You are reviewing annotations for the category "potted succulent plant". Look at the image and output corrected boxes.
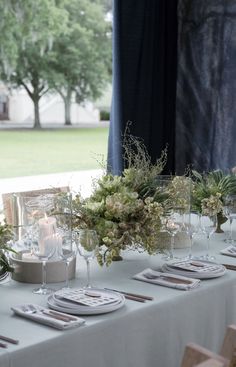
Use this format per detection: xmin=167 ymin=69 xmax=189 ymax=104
xmin=191 ymin=170 xmax=236 ymax=233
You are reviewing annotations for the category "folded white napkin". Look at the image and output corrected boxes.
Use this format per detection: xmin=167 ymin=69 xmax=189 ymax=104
xmin=220 ymin=245 xmax=236 ymax=257
xmin=11 ymin=304 xmax=85 ymax=330
xmin=133 ymin=268 xmax=200 ymax=291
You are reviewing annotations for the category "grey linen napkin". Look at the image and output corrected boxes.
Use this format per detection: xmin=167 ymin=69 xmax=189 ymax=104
xmin=220 ymin=245 xmax=236 ymax=257
xmin=133 ymin=268 xmax=201 ymax=291
xmin=11 ymin=304 xmax=85 ymax=330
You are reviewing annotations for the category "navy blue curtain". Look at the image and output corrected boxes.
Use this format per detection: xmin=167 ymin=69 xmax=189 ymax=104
xmin=176 ymin=0 xmax=236 ymax=174
xmin=108 ymin=0 xmax=178 ymax=175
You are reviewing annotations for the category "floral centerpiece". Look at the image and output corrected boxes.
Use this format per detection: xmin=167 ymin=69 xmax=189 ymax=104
xmin=72 ymin=131 xmax=169 ymax=265
xmin=191 ymin=170 xmax=236 ymax=232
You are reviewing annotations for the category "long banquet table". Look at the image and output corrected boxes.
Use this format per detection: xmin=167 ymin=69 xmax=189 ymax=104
xmin=1 ymin=230 xmax=236 ymax=367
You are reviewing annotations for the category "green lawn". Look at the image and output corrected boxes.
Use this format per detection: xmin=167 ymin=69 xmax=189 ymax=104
xmin=0 ymin=128 xmax=109 ymax=178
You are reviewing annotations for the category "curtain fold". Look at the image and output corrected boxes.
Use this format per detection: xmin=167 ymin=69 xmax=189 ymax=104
xmin=176 ymin=0 xmax=236 ymax=173
xmin=108 ymin=0 xmax=178 ymax=175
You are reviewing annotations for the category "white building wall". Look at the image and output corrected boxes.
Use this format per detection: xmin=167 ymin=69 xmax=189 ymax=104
xmin=9 ymin=91 xmax=34 ymax=122
xmin=8 ymin=89 xmax=100 ymax=124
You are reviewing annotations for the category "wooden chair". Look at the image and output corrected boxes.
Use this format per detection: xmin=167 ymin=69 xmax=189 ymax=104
xmin=196 ymin=359 xmax=227 ymax=367
xmin=181 ymin=343 xmax=229 ymax=367
xmin=221 ymin=325 xmax=236 ymax=361
xmin=181 ymin=324 xmax=236 ymax=367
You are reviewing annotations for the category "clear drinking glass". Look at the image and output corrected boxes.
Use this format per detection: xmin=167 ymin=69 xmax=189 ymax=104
xmin=32 ymin=235 xmax=56 ymax=295
xmin=162 ymin=214 xmax=180 ymax=260
xmin=77 ymin=229 xmax=99 ymax=288
xmin=200 ymin=214 xmax=217 ymax=260
xmin=57 ymin=231 xmax=76 ymax=289
xmin=49 ymin=192 xmax=74 ymax=288
xmin=184 ymin=211 xmax=201 ymax=259
xmin=223 ymin=194 xmax=236 ymax=244
xmin=156 ymin=175 xmax=191 ymax=259
xmin=24 ymin=193 xmax=70 ymax=294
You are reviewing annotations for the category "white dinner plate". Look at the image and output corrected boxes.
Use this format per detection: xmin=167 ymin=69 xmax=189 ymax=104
xmin=53 ymin=288 xmax=121 ymax=309
xmin=48 ymin=288 xmax=125 ymax=315
xmin=161 ymin=260 xmax=226 ymax=279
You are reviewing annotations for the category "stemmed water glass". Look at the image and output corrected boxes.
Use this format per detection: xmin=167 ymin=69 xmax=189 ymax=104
xmin=162 ymin=214 xmax=181 ymax=260
xmin=223 ymin=194 xmax=236 ymax=244
xmin=31 ymin=234 xmax=56 ymax=295
xmin=50 ymin=192 xmax=75 ymax=288
xmin=156 ymin=175 xmax=191 ymax=258
xmin=200 ymin=214 xmax=217 ymax=260
xmin=184 ymin=211 xmax=201 ymax=260
xmin=57 ymin=231 xmax=76 ymax=289
xmin=24 ymin=194 xmax=57 ymax=294
xmin=76 ymin=229 xmax=99 ymax=288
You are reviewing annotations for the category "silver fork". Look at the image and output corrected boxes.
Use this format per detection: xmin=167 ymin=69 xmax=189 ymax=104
xmin=21 ymin=305 xmax=71 ymax=322
xmin=143 ymin=272 xmax=192 ymax=285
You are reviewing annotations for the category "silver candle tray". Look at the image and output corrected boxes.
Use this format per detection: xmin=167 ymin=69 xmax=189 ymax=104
xmin=10 ymin=250 xmax=76 ymax=284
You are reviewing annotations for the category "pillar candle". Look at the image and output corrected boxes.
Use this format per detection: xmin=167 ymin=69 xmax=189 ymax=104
xmin=38 ymin=216 xmax=56 ymax=255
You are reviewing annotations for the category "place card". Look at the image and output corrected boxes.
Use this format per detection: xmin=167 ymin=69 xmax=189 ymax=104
xmin=58 ymin=289 xmax=119 ymax=307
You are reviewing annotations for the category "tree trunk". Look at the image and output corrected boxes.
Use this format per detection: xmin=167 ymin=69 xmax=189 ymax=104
xmin=64 ymin=90 xmax=72 ymax=126
xmin=19 ymin=77 xmax=43 ymax=129
xmin=33 ymin=98 xmax=41 ymax=129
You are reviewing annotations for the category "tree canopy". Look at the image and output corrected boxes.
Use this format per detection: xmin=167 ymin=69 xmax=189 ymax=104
xmin=48 ymin=0 xmax=112 ymax=125
xmin=0 ymin=0 xmax=112 ymax=127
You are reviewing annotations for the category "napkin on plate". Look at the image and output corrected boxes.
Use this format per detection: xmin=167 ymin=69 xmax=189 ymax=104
xmin=11 ymin=304 xmax=85 ymax=330
xmin=133 ymin=268 xmax=200 ymax=291
xmin=220 ymin=245 xmax=236 ymax=257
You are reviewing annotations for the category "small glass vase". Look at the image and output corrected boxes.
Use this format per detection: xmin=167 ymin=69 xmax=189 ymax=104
xmin=215 ymin=211 xmax=227 ymax=233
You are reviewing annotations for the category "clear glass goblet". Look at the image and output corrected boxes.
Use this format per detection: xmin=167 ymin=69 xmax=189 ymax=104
xmin=184 ymin=211 xmax=201 ymax=260
xmin=57 ymin=231 xmax=76 ymax=289
xmin=162 ymin=214 xmax=180 ymax=260
xmin=32 ymin=232 xmax=56 ymax=295
xmin=77 ymin=229 xmax=99 ymax=288
xmin=200 ymin=214 xmax=216 ymax=261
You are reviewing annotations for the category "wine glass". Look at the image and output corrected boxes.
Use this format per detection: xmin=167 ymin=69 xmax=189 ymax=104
xmin=57 ymin=230 xmax=76 ymax=289
xmin=223 ymin=194 xmax=236 ymax=244
xmin=24 ymin=194 xmax=57 ymax=294
xmin=76 ymin=229 xmax=99 ymax=288
xmin=184 ymin=211 xmax=201 ymax=260
xmin=200 ymin=214 xmax=217 ymax=260
xmin=31 ymin=231 xmax=56 ymax=295
xmin=162 ymin=214 xmax=180 ymax=260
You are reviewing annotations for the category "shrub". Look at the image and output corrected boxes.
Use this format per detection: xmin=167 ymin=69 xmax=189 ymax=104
xmin=100 ymin=110 xmax=110 ymax=121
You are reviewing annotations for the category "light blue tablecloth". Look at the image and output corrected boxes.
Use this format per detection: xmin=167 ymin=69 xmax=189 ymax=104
xmin=1 ymin=230 xmax=236 ymax=367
